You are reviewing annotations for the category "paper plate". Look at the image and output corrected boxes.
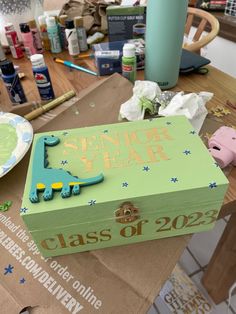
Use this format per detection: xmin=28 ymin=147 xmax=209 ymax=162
xmin=0 ymin=112 xmax=33 ymax=178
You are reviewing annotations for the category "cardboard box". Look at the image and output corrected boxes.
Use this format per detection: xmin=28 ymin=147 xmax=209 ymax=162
xmin=21 ymin=115 xmax=228 ymax=258
xmin=93 ymin=39 xmax=145 ymax=75
xmin=0 ymin=74 xmax=191 ymax=314
xmin=107 ymin=5 xmax=146 ymax=42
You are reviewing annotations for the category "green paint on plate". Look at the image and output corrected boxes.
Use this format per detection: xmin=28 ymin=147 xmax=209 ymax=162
xmin=0 ymin=124 xmax=18 ymax=165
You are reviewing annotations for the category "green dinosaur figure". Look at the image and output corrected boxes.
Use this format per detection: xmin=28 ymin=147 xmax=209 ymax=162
xmin=29 ymin=135 xmax=104 ymax=203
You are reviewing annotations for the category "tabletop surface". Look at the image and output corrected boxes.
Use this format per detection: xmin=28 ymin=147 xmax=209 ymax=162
xmin=1 ymin=50 xmax=235 ymax=208
xmin=0 ymin=50 xmax=236 ymax=312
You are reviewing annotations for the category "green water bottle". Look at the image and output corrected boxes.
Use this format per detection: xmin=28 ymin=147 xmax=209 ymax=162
xmin=145 ymin=0 xmax=188 ymax=89
xmin=122 ymin=43 xmax=136 ymax=83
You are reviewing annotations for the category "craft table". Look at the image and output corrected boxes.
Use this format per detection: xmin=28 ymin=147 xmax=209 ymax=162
xmin=0 ymin=51 xmax=236 ymax=310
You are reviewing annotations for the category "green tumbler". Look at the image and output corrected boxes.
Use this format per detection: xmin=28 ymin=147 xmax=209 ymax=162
xmin=145 ymin=0 xmax=188 ymax=89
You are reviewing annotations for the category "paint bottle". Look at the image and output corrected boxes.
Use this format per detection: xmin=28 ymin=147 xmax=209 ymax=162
xmin=4 ymin=23 xmax=24 ymax=59
xmin=74 ymin=16 xmax=88 ymax=52
xmin=19 ymin=23 xmax=37 ymax=58
xmin=65 ymin=20 xmax=80 ymax=57
xmin=0 ymin=59 xmax=27 ymax=104
xmin=58 ymin=15 xmax=68 ymax=50
xmin=30 ymin=54 xmax=55 ymax=101
xmin=38 ymin=15 xmax=51 ymax=51
xmin=145 ymin=0 xmax=188 ymax=89
xmin=0 ymin=41 xmax=6 ymax=61
xmin=28 ymin=19 xmax=44 ymax=54
xmin=46 ymin=16 xmax=62 ymax=53
xmin=122 ymin=43 xmax=136 ymax=83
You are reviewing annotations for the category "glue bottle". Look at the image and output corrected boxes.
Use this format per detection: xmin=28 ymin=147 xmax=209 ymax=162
xmin=46 ymin=16 xmax=62 ymax=53
xmin=74 ymin=16 xmax=88 ymax=52
xmin=122 ymin=43 xmax=136 ymax=83
xmin=30 ymin=54 xmax=55 ymax=101
xmin=65 ymin=20 xmax=80 ymax=57
xmin=0 ymin=59 xmax=27 ymax=104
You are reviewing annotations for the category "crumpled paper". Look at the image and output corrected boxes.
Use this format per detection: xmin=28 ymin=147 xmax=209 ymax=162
xmin=159 ymin=91 xmax=213 ymax=133
xmin=119 ymin=80 xmax=161 ymax=121
xmin=119 ymin=80 xmax=213 ymax=133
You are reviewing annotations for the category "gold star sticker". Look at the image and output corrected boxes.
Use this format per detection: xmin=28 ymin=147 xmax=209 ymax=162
xmin=221 ymin=108 xmax=231 ymax=115
xmin=213 ymin=111 xmax=224 ymax=117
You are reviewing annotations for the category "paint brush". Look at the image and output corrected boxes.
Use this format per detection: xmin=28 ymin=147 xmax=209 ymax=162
xmin=53 ymin=57 xmax=97 ymax=76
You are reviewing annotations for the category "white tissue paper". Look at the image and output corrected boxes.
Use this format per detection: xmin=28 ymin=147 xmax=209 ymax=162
xmin=119 ymin=80 xmax=161 ymax=121
xmin=159 ymin=91 xmax=213 ymax=133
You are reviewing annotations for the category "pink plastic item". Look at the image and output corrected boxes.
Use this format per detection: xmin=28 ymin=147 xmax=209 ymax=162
xmin=208 ymin=126 xmax=236 ymax=168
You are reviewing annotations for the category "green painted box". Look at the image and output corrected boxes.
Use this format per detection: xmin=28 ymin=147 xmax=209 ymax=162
xmin=21 ymin=116 xmax=228 ymax=257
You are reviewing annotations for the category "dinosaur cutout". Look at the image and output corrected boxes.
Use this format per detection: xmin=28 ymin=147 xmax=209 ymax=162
xmin=29 ymin=135 xmax=104 ymax=203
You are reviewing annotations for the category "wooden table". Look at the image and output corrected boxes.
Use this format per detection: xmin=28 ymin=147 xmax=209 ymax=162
xmin=1 ymin=51 xmax=236 ymax=305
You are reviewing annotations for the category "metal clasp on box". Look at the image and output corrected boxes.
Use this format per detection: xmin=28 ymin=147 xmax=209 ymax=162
xmin=115 ymin=202 xmax=140 ymax=224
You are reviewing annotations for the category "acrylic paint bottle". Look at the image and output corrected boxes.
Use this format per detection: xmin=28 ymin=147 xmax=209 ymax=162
xmin=30 ymin=54 xmax=55 ymax=101
xmin=74 ymin=16 xmax=88 ymax=52
xmin=145 ymin=0 xmax=188 ymax=89
xmin=0 ymin=41 xmax=6 ymax=61
xmin=4 ymin=23 xmax=24 ymax=59
xmin=58 ymin=15 xmax=68 ymax=50
xmin=122 ymin=43 xmax=136 ymax=83
xmin=19 ymin=23 xmax=37 ymax=58
xmin=65 ymin=20 xmax=80 ymax=57
xmin=28 ymin=19 xmax=44 ymax=54
xmin=38 ymin=15 xmax=51 ymax=51
xmin=0 ymin=59 xmax=27 ymax=104
xmin=46 ymin=16 xmax=62 ymax=53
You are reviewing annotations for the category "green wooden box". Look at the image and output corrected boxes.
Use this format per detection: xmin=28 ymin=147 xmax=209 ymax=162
xmin=21 ymin=116 xmax=228 ymax=257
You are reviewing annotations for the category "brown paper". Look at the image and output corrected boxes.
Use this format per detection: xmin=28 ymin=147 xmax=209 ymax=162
xmin=59 ymin=0 xmax=121 ymax=34
xmin=0 ymin=74 xmax=189 ymax=314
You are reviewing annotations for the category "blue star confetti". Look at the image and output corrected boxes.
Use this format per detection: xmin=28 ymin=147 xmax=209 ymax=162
xmin=190 ymin=130 xmax=196 ymax=135
xmin=183 ymin=150 xmax=191 ymax=155
xmin=19 ymin=278 xmax=26 ymax=284
xmin=4 ymin=264 xmax=14 ymax=275
xmin=88 ymin=200 xmax=96 ymax=206
xmin=122 ymin=182 xmax=129 ymax=187
xmin=171 ymin=177 xmax=178 ymax=183
xmin=61 ymin=160 xmax=68 ymax=166
xmin=20 ymin=207 xmax=28 ymax=213
xmin=143 ymin=166 xmax=150 ymax=172
xmin=209 ymin=182 xmax=217 ymax=189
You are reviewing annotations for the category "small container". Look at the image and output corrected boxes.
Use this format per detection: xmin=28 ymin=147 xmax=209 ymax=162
xmin=38 ymin=15 xmax=51 ymax=51
xmin=58 ymin=15 xmax=68 ymax=50
xmin=122 ymin=43 xmax=136 ymax=83
xmin=0 ymin=41 xmax=6 ymax=61
xmin=0 ymin=59 xmax=27 ymax=104
xmin=19 ymin=23 xmax=37 ymax=58
xmin=74 ymin=16 xmax=88 ymax=52
xmin=30 ymin=54 xmax=55 ymax=101
xmin=65 ymin=20 xmax=80 ymax=57
xmin=4 ymin=23 xmax=24 ymax=59
xmin=46 ymin=16 xmax=62 ymax=53
xmin=28 ymin=19 xmax=44 ymax=54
